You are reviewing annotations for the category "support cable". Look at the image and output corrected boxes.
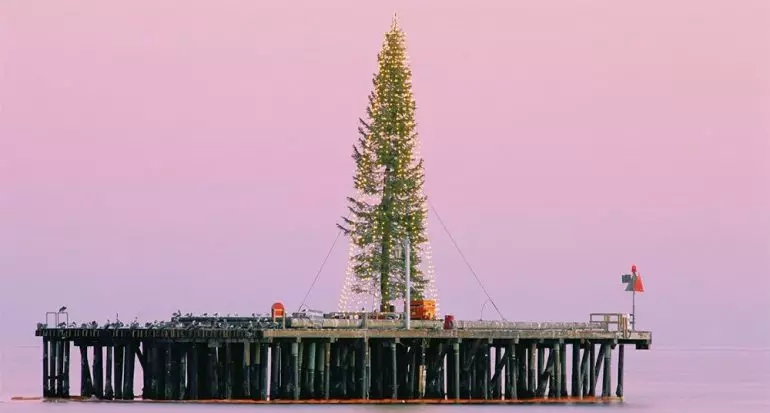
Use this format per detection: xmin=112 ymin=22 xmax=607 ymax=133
xmin=427 ymin=199 xmax=507 ymax=321
xmin=297 ymin=212 xmax=351 ymax=312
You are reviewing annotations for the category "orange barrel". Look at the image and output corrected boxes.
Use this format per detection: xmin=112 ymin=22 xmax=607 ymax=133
xmin=444 ymin=314 xmax=455 ymax=329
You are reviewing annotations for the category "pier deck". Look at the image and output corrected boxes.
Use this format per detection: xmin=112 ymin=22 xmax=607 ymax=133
xmin=35 ymin=313 xmax=651 ymax=403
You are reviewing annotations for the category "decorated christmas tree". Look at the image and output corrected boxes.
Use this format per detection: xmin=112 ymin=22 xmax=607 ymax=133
xmin=338 ymin=16 xmax=439 ymax=313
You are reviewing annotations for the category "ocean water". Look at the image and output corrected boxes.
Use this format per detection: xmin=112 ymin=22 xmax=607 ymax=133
xmin=1 ymin=345 xmax=768 ymax=412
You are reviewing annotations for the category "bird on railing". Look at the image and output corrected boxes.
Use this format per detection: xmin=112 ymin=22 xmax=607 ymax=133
xmin=58 ymin=306 xmax=67 ymax=312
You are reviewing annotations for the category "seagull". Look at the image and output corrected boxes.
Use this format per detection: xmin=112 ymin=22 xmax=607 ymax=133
xmin=58 ymin=306 xmax=67 ymax=312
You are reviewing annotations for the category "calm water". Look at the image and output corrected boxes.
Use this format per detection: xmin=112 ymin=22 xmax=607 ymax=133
xmin=1 ymin=345 xmax=768 ymax=412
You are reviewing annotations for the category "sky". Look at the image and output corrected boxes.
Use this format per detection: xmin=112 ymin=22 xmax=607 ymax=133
xmin=1 ymin=1 xmax=768 ymax=349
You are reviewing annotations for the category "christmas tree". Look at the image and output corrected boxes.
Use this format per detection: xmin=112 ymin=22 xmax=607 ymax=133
xmin=338 ymin=15 xmax=439 ymax=313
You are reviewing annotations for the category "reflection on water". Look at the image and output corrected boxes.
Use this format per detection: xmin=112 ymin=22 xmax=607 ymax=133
xmin=2 ymin=345 xmax=768 ymax=412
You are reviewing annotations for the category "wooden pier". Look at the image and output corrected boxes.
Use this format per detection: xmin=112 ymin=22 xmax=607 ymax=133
xmin=35 ymin=313 xmax=651 ymax=403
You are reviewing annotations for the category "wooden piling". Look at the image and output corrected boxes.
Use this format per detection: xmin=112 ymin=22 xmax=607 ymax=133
xmin=537 ymin=344 xmax=544 ymax=392
xmin=62 ymin=341 xmax=70 ymax=397
xmin=535 ymin=346 xmax=553 ymax=398
xmin=209 ymin=344 xmax=219 ymax=399
xmin=314 ymin=342 xmax=323 ymax=399
xmin=348 ymin=341 xmax=357 ymax=396
xmin=114 ymin=344 xmax=124 ymax=399
xmin=248 ymin=342 xmax=257 ymax=399
xmin=54 ymin=340 xmax=62 ymax=397
xmin=493 ymin=345 xmax=502 ymax=399
xmin=151 ymin=343 xmax=162 ymax=399
xmin=197 ymin=344 xmax=209 ymax=400
xmin=105 ymin=345 xmax=114 ymax=399
xmin=79 ymin=345 xmax=93 ymax=397
xmin=516 ymin=344 xmax=526 ymax=396
xmin=340 ymin=342 xmax=348 ymax=398
xmin=560 ymin=342 xmax=567 ymax=397
xmin=269 ymin=342 xmax=279 ymax=399
xmin=482 ymin=342 xmax=490 ymax=400
xmin=281 ymin=342 xmax=292 ymax=398
xmin=602 ymin=343 xmax=612 ymax=398
xmin=306 ymin=341 xmax=316 ymax=398
xmin=164 ymin=343 xmax=173 ymax=400
xmin=260 ymin=343 xmax=270 ymax=400
xmin=291 ymin=341 xmax=300 ymax=400
xmin=528 ymin=342 xmax=536 ymax=395
xmin=124 ymin=342 xmax=136 ymax=399
xmin=188 ymin=344 xmax=199 ymax=400
xmin=323 ymin=341 xmax=331 ymax=400
xmin=580 ymin=343 xmax=589 ymax=398
xmin=179 ymin=344 xmax=187 ymax=400
xmin=248 ymin=342 xmax=261 ymax=400
xmin=554 ymin=343 xmax=562 ymax=399
xmin=298 ymin=342 xmax=305 ymax=398
xmin=616 ymin=344 xmax=624 ymax=398
xmin=571 ymin=343 xmax=579 ymax=397
xmin=589 ymin=343 xmax=597 ymax=397
xmin=93 ymin=345 xmax=104 ymax=398
xmin=42 ymin=339 xmax=50 ymax=397
xmin=510 ymin=341 xmax=518 ymax=400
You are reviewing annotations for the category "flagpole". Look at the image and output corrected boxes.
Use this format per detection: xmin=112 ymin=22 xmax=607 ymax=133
xmin=632 ymin=290 xmax=636 ymax=331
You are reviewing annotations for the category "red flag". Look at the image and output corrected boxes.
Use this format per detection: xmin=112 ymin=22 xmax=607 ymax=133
xmin=632 ymin=272 xmax=645 ymax=292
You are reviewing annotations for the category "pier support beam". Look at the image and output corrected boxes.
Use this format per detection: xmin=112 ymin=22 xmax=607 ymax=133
xmin=453 ymin=342 xmax=461 ymax=400
xmin=291 ymin=341 xmax=299 ymax=400
xmin=123 ymin=342 xmax=135 ymax=399
xmin=323 ymin=341 xmax=331 ymax=400
xmin=572 ymin=343 xmax=580 ymax=397
xmin=270 ymin=341 xmax=280 ymax=400
xmin=260 ymin=343 xmax=269 ymax=400
xmin=537 ymin=344 xmax=544 ymax=392
xmin=105 ymin=346 xmax=114 ymax=399
xmin=602 ymin=343 xmax=612 ymax=398
xmin=580 ymin=343 xmax=590 ymax=398
xmin=589 ymin=343 xmax=598 ymax=397
xmin=54 ymin=340 xmax=63 ymax=397
xmin=93 ymin=345 xmax=103 ymax=398
xmin=528 ymin=342 xmax=536 ymax=395
xmin=62 ymin=341 xmax=70 ymax=397
xmin=554 ymin=343 xmax=562 ymax=399
xmin=535 ymin=345 xmax=554 ymax=398
xmin=164 ymin=343 xmax=173 ymax=400
xmin=508 ymin=341 xmax=518 ymax=400
xmin=189 ymin=344 xmax=199 ymax=400
xmin=114 ymin=344 xmax=124 ymax=399
xmin=361 ymin=339 xmax=369 ymax=399
xmin=42 ymin=338 xmax=50 ymax=397
xmin=79 ymin=345 xmax=93 ymax=398
xmin=307 ymin=341 xmax=316 ymax=398
xmin=560 ymin=342 xmax=567 ymax=397
xmin=616 ymin=344 xmax=624 ymax=398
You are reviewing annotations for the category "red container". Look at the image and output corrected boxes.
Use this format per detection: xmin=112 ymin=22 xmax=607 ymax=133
xmin=271 ymin=302 xmax=285 ymax=318
xmin=444 ymin=314 xmax=455 ymax=329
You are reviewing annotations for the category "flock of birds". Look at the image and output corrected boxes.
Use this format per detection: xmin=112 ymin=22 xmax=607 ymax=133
xmin=37 ymin=309 xmax=282 ymax=330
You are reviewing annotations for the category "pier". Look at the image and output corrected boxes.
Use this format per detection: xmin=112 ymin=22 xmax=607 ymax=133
xmin=35 ymin=312 xmax=651 ymax=403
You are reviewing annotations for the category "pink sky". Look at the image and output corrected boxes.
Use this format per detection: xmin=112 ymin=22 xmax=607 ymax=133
xmin=1 ymin=1 xmax=768 ymax=348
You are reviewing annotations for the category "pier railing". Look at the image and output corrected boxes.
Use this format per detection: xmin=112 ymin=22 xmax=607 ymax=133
xmin=589 ymin=313 xmax=630 ymax=338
